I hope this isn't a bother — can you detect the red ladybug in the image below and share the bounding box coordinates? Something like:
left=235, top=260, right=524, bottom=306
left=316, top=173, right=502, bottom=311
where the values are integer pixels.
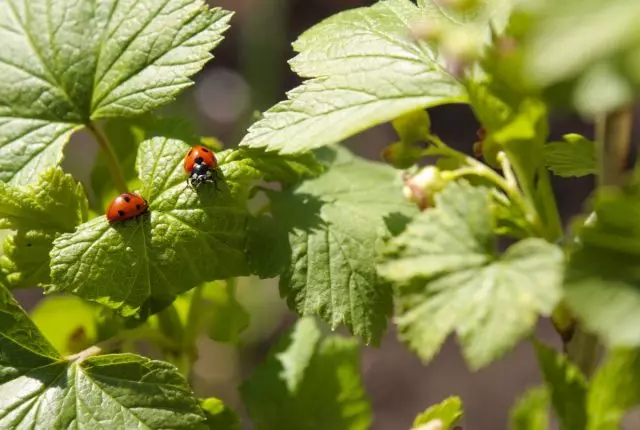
left=106, top=192, right=148, bottom=222
left=183, top=145, right=219, bottom=190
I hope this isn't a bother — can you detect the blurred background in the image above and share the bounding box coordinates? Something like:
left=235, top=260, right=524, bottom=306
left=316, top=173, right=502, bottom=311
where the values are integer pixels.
left=13, top=0, right=638, bottom=428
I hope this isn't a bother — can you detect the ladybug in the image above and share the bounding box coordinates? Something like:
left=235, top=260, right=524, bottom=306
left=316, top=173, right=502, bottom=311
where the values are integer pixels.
left=106, top=192, right=148, bottom=223
left=183, top=145, right=220, bottom=190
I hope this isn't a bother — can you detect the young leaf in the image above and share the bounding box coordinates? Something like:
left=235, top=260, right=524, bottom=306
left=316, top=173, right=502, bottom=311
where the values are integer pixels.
left=379, top=181, right=564, bottom=369
left=588, top=348, right=640, bottom=430
left=240, top=317, right=372, bottom=430
left=509, top=387, right=550, bottom=430
left=259, top=148, right=417, bottom=345
left=534, top=342, right=587, bottom=430
left=0, top=284, right=210, bottom=429
left=218, top=147, right=325, bottom=187
left=412, top=396, right=463, bottom=429
left=239, top=0, right=466, bottom=154
left=200, top=397, right=241, bottom=430
left=0, top=168, right=88, bottom=288
left=0, top=0, right=231, bottom=185
left=519, top=0, right=640, bottom=114
left=544, top=134, right=597, bottom=178
left=49, top=131, right=250, bottom=318
left=30, top=295, right=99, bottom=356
left=204, top=281, right=250, bottom=344
left=564, top=189, right=640, bottom=346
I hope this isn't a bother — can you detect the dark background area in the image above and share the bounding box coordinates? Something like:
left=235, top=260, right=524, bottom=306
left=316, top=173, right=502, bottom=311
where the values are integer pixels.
left=14, top=0, right=640, bottom=428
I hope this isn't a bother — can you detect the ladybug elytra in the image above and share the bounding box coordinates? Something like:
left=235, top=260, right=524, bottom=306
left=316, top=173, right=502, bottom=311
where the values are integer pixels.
left=183, top=145, right=220, bottom=190
left=106, top=192, right=148, bottom=222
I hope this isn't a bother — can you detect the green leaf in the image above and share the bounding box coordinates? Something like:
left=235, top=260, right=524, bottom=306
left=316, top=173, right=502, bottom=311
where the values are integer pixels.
left=30, top=295, right=99, bottom=356
left=379, top=181, right=563, bottom=369
left=0, top=0, right=231, bottom=185
left=91, top=115, right=203, bottom=210
left=544, top=134, right=597, bottom=178
left=263, top=148, right=417, bottom=345
left=204, top=281, right=250, bottom=344
left=200, top=397, right=241, bottom=430
left=218, top=147, right=325, bottom=187
left=0, top=283, right=211, bottom=429
left=239, top=0, right=465, bottom=154
left=49, top=129, right=250, bottom=318
left=412, top=396, right=463, bottom=429
left=534, top=342, right=587, bottom=430
left=564, top=189, right=640, bottom=346
left=588, top=348, right=640, bottom=430
left=240, top=317, right=372, bottom=430
left=0, top=168, right=88, bottom=288
left=514, top=0, right=640, bottom=115
left=509, top=387, right=550, bottom=430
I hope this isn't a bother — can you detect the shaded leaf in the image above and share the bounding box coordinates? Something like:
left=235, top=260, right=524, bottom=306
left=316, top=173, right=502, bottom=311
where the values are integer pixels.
left=262, top=147, right=417, bottom=345
left=509, top=387, right=550, bottom=430
left=380, top=181, right=563, bottom=369
left=240, top=317, right=372, bottom=430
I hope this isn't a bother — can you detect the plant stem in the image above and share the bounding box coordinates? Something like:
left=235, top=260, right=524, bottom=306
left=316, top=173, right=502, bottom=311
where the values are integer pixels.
left=87, top=122, right=128, bottom=194
left=65, top=337, right=123, bottom=362
left=567, top=105, right=634, bottom=377
left=428, top=135, right=539, bottom=235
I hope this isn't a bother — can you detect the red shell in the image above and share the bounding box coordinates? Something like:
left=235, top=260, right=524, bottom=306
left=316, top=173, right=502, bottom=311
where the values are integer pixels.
left=106, top=193, right=148, bottom=222
left=183, top=145, right=217, bottom=173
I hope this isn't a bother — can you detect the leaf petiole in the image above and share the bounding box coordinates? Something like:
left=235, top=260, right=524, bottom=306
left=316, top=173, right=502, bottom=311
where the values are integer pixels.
left=87, top=122, right=129, bottom=194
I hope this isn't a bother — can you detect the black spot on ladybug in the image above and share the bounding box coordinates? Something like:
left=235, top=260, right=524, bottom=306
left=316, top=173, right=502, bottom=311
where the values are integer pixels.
left=123, top=195, right=131, bottom=203
left=202, top=148, right=209, bottom=152
left=188, top=149, right=193, bottom=156
left=118, top=210, right=125, bottom=217
left=195, top=156, right=203, bottom=164
left=136, top=204, right=141, bottom=210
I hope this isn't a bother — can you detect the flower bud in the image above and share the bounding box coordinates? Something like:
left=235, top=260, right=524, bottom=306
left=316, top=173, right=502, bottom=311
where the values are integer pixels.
left=402, top=166, right=446, bottom=210
left=410, top=18, right=443, bottom=43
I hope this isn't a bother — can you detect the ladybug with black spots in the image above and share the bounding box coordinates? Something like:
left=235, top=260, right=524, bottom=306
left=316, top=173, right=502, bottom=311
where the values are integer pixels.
left=184, top=145, right=220, bottom=190
left=106, top=192, right=148, bottom=223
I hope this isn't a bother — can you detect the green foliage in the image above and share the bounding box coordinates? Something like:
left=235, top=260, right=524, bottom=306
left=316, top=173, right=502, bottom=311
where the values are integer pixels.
left=48, top=130, right=251, bottom=317
left=412, top=396, right=463, bottom=429
left=239, top=0, right=466, bottom=154
left=200, top=397, right=241, bottom=430
left=564, top=188, right=640, bottom=346
left=587, top=348, right=640, bottom=430
left=0, top=284, right=212, bottom=429
left=0, top=168, right=88, bottom=288
left=380, top=181, right=563, bottom=368
left=509, top=387, right=550, bottom=430
left=534, top=342, right=587, bottom=430
left=0, top=0, right=231, bottom=185
left=240, top=317, right=372, bottom=430
left=517, top=0, right=640, bottom=114
left=30, top=295, right=100, bottom=355
left=544, top=134, right=597, bottom=178
left=3, top=0, right=640, bottom=427
left=254, top=147, right=417, bottom=345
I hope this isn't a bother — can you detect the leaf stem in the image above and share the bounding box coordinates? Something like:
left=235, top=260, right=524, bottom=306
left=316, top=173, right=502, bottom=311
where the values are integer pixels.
left=567, top=105, right=634, bottom=376
left=65, top=337, right=123, bottom=362
left=87, top=122, right=128, bottom=194
left=428, top=135, right=539, bottom=235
